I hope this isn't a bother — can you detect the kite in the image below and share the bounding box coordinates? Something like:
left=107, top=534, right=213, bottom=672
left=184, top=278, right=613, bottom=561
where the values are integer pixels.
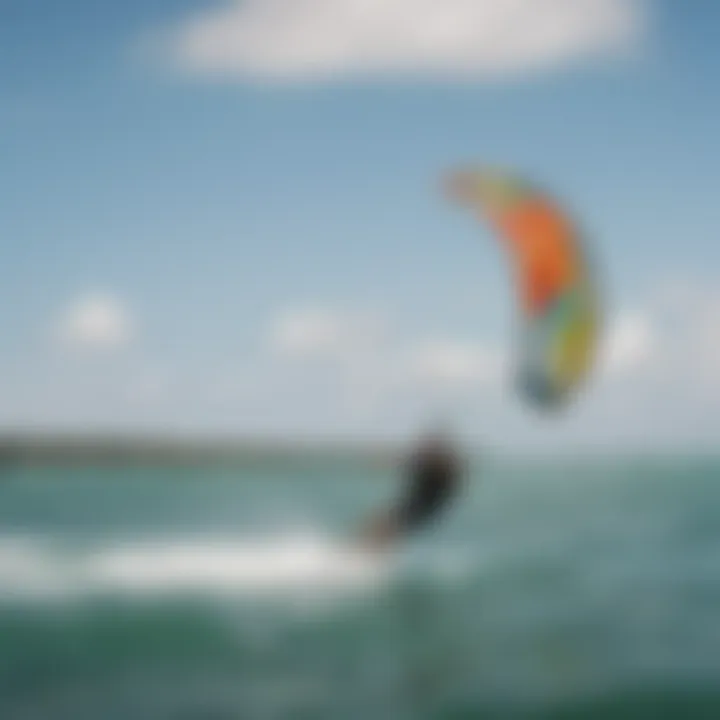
left=445, top=168, right=601, bottom=410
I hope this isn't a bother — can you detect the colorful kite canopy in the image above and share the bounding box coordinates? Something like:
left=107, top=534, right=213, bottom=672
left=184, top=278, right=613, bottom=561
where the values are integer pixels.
left=445, top=168, right=601, bottom=410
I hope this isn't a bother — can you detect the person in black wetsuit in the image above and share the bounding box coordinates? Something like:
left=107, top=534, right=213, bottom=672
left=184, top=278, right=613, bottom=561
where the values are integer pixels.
left=362, top=430, right=464, bottom=548
left=393, top=431, right=462, bottom=535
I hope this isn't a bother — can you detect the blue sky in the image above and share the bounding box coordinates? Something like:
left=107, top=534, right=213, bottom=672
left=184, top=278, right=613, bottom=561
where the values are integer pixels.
left=1, top=0, right=719, bottom=449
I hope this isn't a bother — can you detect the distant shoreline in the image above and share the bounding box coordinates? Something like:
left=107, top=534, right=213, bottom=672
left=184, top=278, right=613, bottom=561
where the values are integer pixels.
left=0, top=433, right=403, bottom=469
left=0, top=433, right=716, bottom=469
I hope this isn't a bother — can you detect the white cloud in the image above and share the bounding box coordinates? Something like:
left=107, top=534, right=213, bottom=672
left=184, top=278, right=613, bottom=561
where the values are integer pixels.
left=164, top=0, right=645, bottom=83
left=269, top=308, right=346, bottom=357
left=268, top=307, right=384, bottom=358
left=262, top=305, right=507, bottom=427
left=407, top=340, right=504, bottom=388
left=57, top=294, right=133, bottom=351
left=601, top=311, right=656, bottom=377
left=658, top=285, right=720, bottom=394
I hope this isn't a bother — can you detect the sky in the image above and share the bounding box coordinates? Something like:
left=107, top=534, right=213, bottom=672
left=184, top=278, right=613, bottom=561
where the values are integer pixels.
left=1, top=0, right=719, bottom=450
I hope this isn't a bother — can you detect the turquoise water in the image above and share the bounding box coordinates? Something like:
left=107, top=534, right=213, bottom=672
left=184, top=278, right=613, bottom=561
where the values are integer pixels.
left=0, top=457, right=718, bottom=719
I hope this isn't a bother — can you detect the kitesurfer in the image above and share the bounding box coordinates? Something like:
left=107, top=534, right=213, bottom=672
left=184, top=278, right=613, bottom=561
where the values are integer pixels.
left=361, top=430, right=464, bottom=548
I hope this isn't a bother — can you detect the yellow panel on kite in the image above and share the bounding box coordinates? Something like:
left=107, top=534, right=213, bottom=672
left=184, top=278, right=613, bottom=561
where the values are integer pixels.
left=445, top=168, right=601, bottom=410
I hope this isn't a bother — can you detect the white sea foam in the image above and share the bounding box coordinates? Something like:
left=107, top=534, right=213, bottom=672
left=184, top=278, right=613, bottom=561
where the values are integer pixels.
left=0, top=532, right=394, bottom=603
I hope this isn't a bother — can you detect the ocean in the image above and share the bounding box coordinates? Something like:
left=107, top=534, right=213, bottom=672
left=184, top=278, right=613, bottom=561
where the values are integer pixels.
left=0, top=455, right=718, bottom=719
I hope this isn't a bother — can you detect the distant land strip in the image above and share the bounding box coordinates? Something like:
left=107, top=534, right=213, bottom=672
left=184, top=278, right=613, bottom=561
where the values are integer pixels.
left=0, top=433, right=403, bottom=469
